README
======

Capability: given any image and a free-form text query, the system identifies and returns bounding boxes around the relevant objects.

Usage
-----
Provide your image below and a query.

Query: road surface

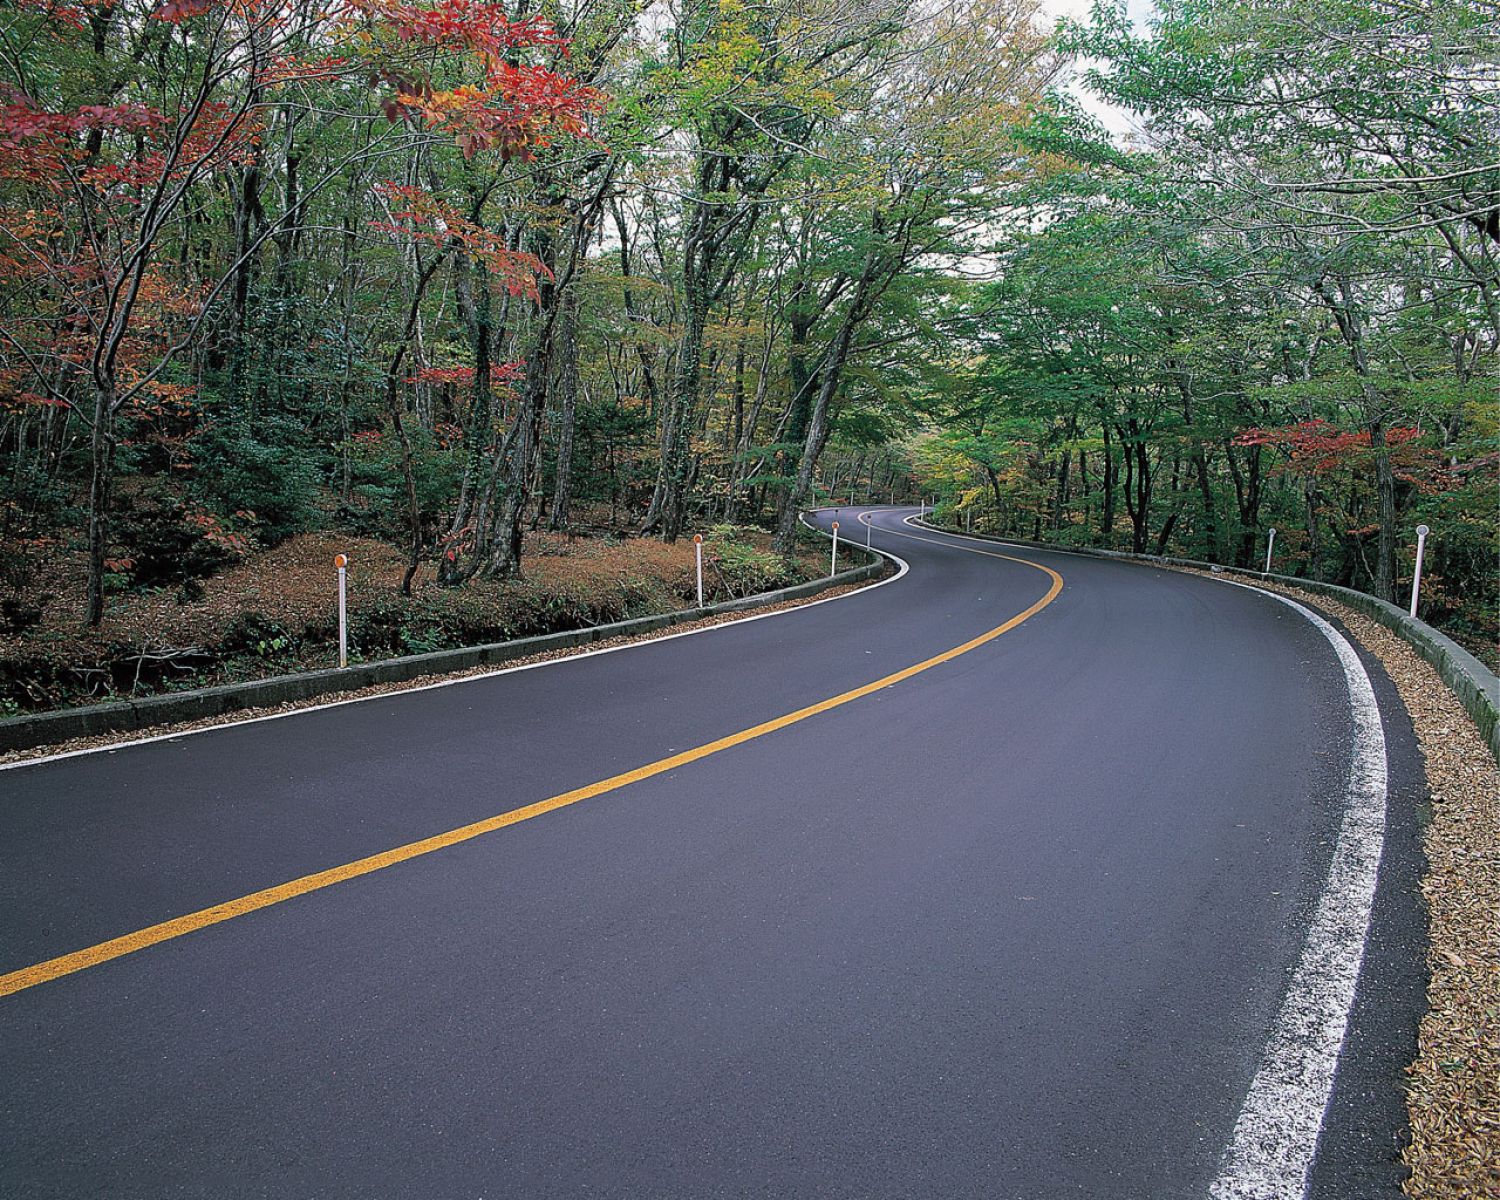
[0,509,1426,1198]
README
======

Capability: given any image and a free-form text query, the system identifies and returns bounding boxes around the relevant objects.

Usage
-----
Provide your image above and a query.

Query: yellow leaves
[408,83,484,115]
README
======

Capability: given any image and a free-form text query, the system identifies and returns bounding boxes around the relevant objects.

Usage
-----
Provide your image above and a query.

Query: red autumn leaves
[365,0,603,160]
[1234,421,1424,474]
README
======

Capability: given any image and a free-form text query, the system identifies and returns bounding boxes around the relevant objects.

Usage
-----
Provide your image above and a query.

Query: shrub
[193,414,318,544]
[710,541,803,597]
[111,484,244,589]
[221,612,296,659]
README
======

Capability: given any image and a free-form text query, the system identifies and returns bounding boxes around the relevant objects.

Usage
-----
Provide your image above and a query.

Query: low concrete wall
[916,519,1500,765]
[0,555,885,755]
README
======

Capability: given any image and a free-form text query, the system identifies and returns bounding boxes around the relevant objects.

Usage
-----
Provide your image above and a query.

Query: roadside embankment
[1,526,888,757]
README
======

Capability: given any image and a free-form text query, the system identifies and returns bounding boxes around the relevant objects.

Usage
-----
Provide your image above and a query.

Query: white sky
[1037,0,1157,141]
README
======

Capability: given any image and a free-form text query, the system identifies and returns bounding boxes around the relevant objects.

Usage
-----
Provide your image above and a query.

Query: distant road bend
[0,508,1425,1199]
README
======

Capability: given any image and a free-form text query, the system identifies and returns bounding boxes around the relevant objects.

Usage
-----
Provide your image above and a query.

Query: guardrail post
[334,554,348,668]
[694,534,704,607]
[1410,524,1429,618]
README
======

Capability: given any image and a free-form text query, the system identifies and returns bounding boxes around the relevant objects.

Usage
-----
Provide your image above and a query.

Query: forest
[0,0,1495,709]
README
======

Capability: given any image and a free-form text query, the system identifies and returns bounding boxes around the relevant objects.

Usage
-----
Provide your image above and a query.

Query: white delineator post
[830,521,840,576]
[1264,527,1277,575]
[693,534,704,608]
[334,554,348,668]
[865,516,872,550]
[1410,524,1430,618]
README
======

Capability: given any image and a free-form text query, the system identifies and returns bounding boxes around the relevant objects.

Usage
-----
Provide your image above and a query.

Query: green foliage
[221,613,298,660]
[192,415,319,545]
[898,0,1495,658]
[342,426,462,542]
[705,524,806,595]
[0,0,1491,666]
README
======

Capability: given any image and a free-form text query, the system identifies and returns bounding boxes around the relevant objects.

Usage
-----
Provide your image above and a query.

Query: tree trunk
[1369,417,1397,600]
[1118,420,1151,554]
[772,269,877,557]
[729,333,746,453]
[1154,453,1182,556]
[438,251,495,583]
[1100,424,1116,540]
[642,275,706,540]
[654,284,706,541]
[1225,439,1262,567]
[380,254,446,595]
[1193,450,1218,562]
[485,353,552,577]
[482,210,564,578]
[223,161,263,378]
[1052,443,1071,530]
[84,385,117,627]
[643,186,715,541]
[1315,275,1397,599]
[548,289,580,531]
[387,376,423,597]
[1302,476,1324,579]
[774,310,819,538]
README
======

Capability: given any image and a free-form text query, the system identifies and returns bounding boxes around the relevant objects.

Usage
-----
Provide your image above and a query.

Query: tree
[0,0,598,620]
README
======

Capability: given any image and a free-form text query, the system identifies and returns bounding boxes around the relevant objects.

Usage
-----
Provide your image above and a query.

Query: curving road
[0,509,1425,1198]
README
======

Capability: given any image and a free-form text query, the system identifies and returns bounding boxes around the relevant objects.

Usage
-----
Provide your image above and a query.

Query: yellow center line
[1,525,1062,1000]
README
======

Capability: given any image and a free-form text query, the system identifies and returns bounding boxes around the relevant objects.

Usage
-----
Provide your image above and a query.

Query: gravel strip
[1179,569,1498,1195]
[0,579,875,768]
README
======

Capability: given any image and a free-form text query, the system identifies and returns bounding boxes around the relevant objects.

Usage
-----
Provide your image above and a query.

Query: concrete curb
[0,555,885,754]
[916,519,1500,765]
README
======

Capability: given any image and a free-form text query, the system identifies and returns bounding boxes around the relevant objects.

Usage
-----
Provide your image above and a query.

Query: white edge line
[900,513,1396,1195]
[1207,579,1390,1200]
[1,510,911,774]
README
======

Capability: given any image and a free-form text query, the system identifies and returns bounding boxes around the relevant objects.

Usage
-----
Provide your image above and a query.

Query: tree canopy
[1,0,1493,658]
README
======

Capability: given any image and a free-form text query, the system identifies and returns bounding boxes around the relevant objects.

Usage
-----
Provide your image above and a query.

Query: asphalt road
[0,509,1426,1198]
